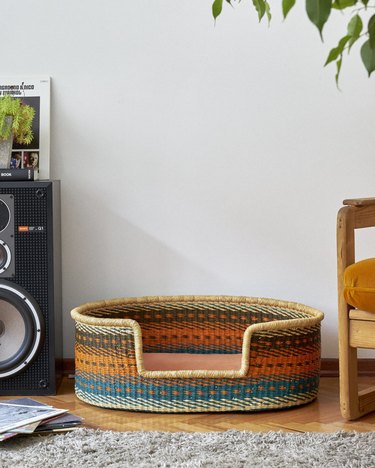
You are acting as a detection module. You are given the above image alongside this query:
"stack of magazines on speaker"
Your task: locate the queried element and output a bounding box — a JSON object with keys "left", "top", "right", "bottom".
{"left": 0, "top": 398, "right": 83, "bottom": 441}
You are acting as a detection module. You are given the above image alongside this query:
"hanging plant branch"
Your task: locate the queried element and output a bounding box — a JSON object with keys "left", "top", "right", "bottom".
{"left": 212, "top": 0, "right": 375, "bottom": 82}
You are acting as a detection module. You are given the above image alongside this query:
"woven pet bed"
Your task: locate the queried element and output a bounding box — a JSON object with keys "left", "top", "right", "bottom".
{"left": 71, "top": 295, "right": 324, "bottom": 413}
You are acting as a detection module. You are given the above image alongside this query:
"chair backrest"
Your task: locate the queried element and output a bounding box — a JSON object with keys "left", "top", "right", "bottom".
{"left": 337, "top": 198, "right": 375, "bottom": 305}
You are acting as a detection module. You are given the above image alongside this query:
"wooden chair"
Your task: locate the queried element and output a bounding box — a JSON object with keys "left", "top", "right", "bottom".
{"left": 337, "top": 197, "right": 375, "bottom": 420}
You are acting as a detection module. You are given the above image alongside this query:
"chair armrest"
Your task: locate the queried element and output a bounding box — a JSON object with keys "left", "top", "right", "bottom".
{"left": 343, "top": 198, "right": 375, "bottom": 207}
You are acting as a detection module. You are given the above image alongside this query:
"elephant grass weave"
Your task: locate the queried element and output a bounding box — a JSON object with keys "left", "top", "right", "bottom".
{"left": 71, "top": 295, "right": 324, "bottom": 413}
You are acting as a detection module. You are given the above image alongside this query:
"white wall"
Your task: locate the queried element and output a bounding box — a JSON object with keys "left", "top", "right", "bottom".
{"left": 3, "top": 0, "right": 375, "bottom": 358}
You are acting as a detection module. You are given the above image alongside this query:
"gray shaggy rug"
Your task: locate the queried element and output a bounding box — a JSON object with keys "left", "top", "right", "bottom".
{"left": 0, "top": 428, "right": 375, "bottom": 467}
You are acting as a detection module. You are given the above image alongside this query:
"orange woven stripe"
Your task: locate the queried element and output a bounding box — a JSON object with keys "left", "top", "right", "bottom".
{"left": 75, "top": 350, "right": 138, "bottom": 376}
{"left": 142, "top": 329, "right": 243, "bottom": 347}
{"left": 248, "top": 349, "right": 321, "bottom": 376}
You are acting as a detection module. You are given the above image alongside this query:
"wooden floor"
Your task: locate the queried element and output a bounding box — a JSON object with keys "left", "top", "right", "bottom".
{"left": 5, "top": 377, "right": 375, "bottom": 433}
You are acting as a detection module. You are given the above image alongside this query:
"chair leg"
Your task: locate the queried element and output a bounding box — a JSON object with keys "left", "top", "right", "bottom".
{"left": 339, "top": 343, "right": 361, "bottom": 420}
{"left": 337, "top": 206, "right": 360, "bottom": 419}
{"left": 338, "top": 318, "right": 375, "bottom": 419}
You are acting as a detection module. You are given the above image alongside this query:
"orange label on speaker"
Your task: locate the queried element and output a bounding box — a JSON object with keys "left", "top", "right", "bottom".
{"left": 18, "top": 226, "right": 29, "bottom": 232}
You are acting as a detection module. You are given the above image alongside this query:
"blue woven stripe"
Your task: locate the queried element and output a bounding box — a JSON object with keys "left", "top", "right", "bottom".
{"left": 75, "top": 374, "right": 319, "bottom": 402}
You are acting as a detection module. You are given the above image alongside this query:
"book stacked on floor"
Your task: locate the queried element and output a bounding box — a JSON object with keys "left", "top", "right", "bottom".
{"left": 0, "top": 398, "right": 83, "bottom": 441}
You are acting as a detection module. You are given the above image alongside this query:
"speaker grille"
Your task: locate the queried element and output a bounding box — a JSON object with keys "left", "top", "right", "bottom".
{"left": 0, "top": 182, "right": 61, "bottom": 394}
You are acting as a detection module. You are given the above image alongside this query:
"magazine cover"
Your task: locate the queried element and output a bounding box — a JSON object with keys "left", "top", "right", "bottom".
{"left": 0, "top": 76, "right": 50, "bottom": 179}
{"left": 0, "top": 398, "right": 82, "bottom": 441}
{"left": 0, "top": 400, "right": 66, "bottom": 435}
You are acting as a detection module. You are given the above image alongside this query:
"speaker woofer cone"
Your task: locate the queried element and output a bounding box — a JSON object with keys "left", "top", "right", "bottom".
{"left": 0, "top": 281, "right": 44, "bottom": 379}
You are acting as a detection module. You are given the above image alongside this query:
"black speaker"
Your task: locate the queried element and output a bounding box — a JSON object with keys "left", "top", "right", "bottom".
{"left": 0, "top": 180, "right": 61, "bottom": 395}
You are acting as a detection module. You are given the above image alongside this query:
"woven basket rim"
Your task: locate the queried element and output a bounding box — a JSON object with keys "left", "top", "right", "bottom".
{"left": 71, "top": 294, "right": 324, "bottom": 325}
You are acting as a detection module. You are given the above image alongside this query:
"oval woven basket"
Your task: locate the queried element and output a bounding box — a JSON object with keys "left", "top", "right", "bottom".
{"left": 71, "top": 295, "right": 324, "bottom": 413}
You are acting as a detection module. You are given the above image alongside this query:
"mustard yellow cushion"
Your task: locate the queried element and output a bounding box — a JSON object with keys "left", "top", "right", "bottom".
{"left": 344, "top": 258, "right": 375, "bottom": 312}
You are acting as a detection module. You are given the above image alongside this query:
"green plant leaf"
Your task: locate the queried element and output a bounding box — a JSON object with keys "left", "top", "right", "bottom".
{"left": 332, "top": 0, "right": 357, "bottom": 9}
{"left": 324, "top": 35, "right": 350, "bottom": 65}
{"left": 325, "top": 48, "right": 339, "bottom": 66}
{"left": 306, "top": 0, "right": 332, "bottom": 38}
{"left": 347, "top": 14, "right": 363, "bottom": 51}
{"left": 361, "top": 39, "right": 375, "bottom": 76}
{"left": 368, "top": 14, "right": 375, "bottom": 49}
{"left": 212, "top": 0, "right": 223, "bottom": 19}
{"left": 362, "top": 0, "right": 369, "bottom": 6}
{"left": 265, "top": 0, "right": 272, "bottom": 23}
{"left": 252, "top": 0, "right": 266, "bottom": 21}
{"left": 282, "top": 0, "right": 296, "bottom": 19}
{"left": 335, "top": 57, "right": 343, "bottom": 87}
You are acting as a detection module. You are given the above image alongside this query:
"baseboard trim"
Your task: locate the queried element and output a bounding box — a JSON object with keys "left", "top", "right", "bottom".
{"left": 62, "top": 358, "right": 375, "bottom": 378}
{"left": 320, "top": 358, "right": 375, "bottom": 377}
{"left": 63, "top": 358, "right": 75, "bottom": 376}
{"left": 320, "top": 358, "right": 339, "bottom": 377}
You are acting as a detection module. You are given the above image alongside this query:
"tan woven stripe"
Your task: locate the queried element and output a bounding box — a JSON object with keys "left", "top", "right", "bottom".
{"left": 75, "top": 388, "right": 318, "bottom": 413}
